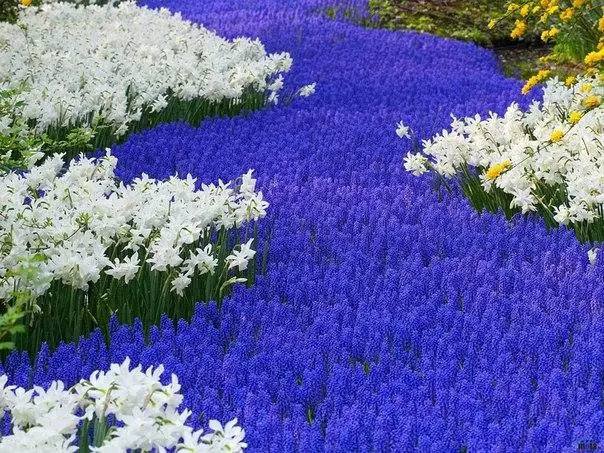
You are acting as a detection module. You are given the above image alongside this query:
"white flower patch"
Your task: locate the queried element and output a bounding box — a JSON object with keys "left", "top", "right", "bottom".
{"left": 404, "top": 75, "right": 604, "bottom": 223}
{"left": 0, "top": 1, "right": 292, "bottom": 133}
{"left": 0, "top": 359, "right": 247, "bottom": 452}
{"left": 0, "top": 152, "right": 268, "bottom": 300}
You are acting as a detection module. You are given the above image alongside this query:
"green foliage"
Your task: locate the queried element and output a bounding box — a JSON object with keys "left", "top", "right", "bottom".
{"left": 0, "top": 0, "right": 19, "bottom": 23}
{"left": 365, "top": 0, "right": 560, "bottom": 79}
{"left": 0, "top": 88, "right": 95, "bottom": 173}
{"left": 367, "top": 0, "right": 521, "bottom": 46}
{"left": 0, "top": 300, "right": 28, "bottom": 352}
{"left": 0, "top": 261, "right": 37, "bottom": 354}
{"left": 551, "top": 3, "right": 601, "bottom": 64}
{"left": 496, "top": 0, "right": 602, "bottom": 76}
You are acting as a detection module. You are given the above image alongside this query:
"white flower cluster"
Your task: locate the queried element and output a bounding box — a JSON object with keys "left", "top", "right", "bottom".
{"left": 404, "top": 75, "right": 604, "bottom": 222}
{"left": 0, "top": 358, "right": 246, "bottom": 452}
{"left": 0, "top": 1, "right": 292, "bottom": 134}
{"left": 0, "top": 152, "right": 268, "bottom": 299}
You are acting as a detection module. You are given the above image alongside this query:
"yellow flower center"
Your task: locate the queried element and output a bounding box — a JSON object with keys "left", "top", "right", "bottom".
{"left": 549, "top": 129, "right": 565, "bottom": 143}
{"left": 568, "top": 111, "right": 583, "bottom": 125}
{"left": 485, "top": 160, "right": 512, "bottom": 181}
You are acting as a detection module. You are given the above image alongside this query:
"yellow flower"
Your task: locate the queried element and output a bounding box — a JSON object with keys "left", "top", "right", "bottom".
{"left": 579, "top": 83, "right": 593, "bottom": 93}
{"left": 584, "top": 95, "right": 601, "bottom": 109}
{"left": 540, "top": 28, "right": 559, "bottom": 42}
{"left": 584, "top": 48, "right": 604, "bottom": 66}
{"left": 488, "top": 19, "right": 497, "bottom": 29}
{"left": 507, "top": 3, "right": 520, "bottom": 13}
{"left": 532, "top": 5, "right": 541, "bottom": 13}
{"left": 572, "top": 0, "right": 586, "bottom": 6}
{"left": 520, "top": 4, "right": 530, "bottom": 16}
{"left": 599, "top": 16, "right": 604, "bottom": 32}
{"left": 485, "top": 160, "right": 512, "bottom": 181}
{"left": 568, "top": 111, "right": 583, "bottom": 125}
{"left": 522, "top": 79, "right": 537, "bottom": 94}
{"left": 20, "top": 0, "right": 32, "bottom": 6}
{"left": 565, "top": 75, "right": 576, "bottom": 86}
{"left": 549, "top": 129, "right": 565, "bottom": 143}
{"left": 511, "top": 20, "right": 528, "bottom": 39}
{"left": 521, "top": 70, "right": 550, "bottom": 94}
{"left": 559, "top": 8, "right": 574, "bottom": 20}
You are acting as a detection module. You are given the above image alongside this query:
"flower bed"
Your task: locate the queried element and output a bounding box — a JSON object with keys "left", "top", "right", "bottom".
{"left": 404, "top": 74, "right": 604, "bottom": 242}
{"left": 0, "top": 0, "right": 602, "bottom": 451}
{"left": 0, "top": 152, "right": 267, "bottom": 355}
{"left": 0, "top": 1, "right": 291, "bottom": 157}
{"left": 0, "top": 358, "right": 245, "bottom": 451}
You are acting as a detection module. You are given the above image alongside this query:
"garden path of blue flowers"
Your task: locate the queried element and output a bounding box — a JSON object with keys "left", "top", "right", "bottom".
{"left": 4, "top": 1, "right": 604, "bottom": 451}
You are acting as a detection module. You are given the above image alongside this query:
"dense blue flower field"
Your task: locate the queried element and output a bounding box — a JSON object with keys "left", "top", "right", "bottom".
{"left": 3, "top": 0, "right": 603, "bottom": 450}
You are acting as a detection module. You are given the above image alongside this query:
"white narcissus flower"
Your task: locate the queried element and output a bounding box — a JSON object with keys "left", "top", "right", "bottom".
{"left": 105, "top": 254, "right": 140, "bottom": 283}
{"left": 0, "top": 152, "right": 267, "bottom": 300}
{"left": 0, "top": 359, "right": 247, "bottom": 452}
{"left": 395, "top": 120, "right": 411, "bottom": 139}
{"left": 403, "top": 152, "right": 428, "bottom": 176}
{"left": 298, "top": 82, "right": 316, "bottom": 97}
{"left": 0, "top": 1, "right": 292, "bottom": 135}
{"left": 171, "top": 274, "right": 192, "bottom": 296}
{"left": 226, "top": 239, "right": 256, "bottom": 272}
{"left": 403, "top": 74, "right": 604, "bottom": 229}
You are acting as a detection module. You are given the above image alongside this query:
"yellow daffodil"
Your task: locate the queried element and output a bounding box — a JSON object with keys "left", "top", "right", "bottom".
{"left": 584, "top": 96, "right": 601, "bottom": 109}
{"left": 522, "top": 70, "right": 551, "bottom": 95}
{"left": 579, "top": 83, "right": 593, "bottom": 93}
{"left": 559, "top": 8, "right": 574, "bottom": 20}
{"left": 584, "top": 48, "right": 604, "bottom": 66}
{"left": 585, "top": 67, "right": 598, "bottom": 76}
{"left": 511, "top": 20, "right": 528, "bottom": 39}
